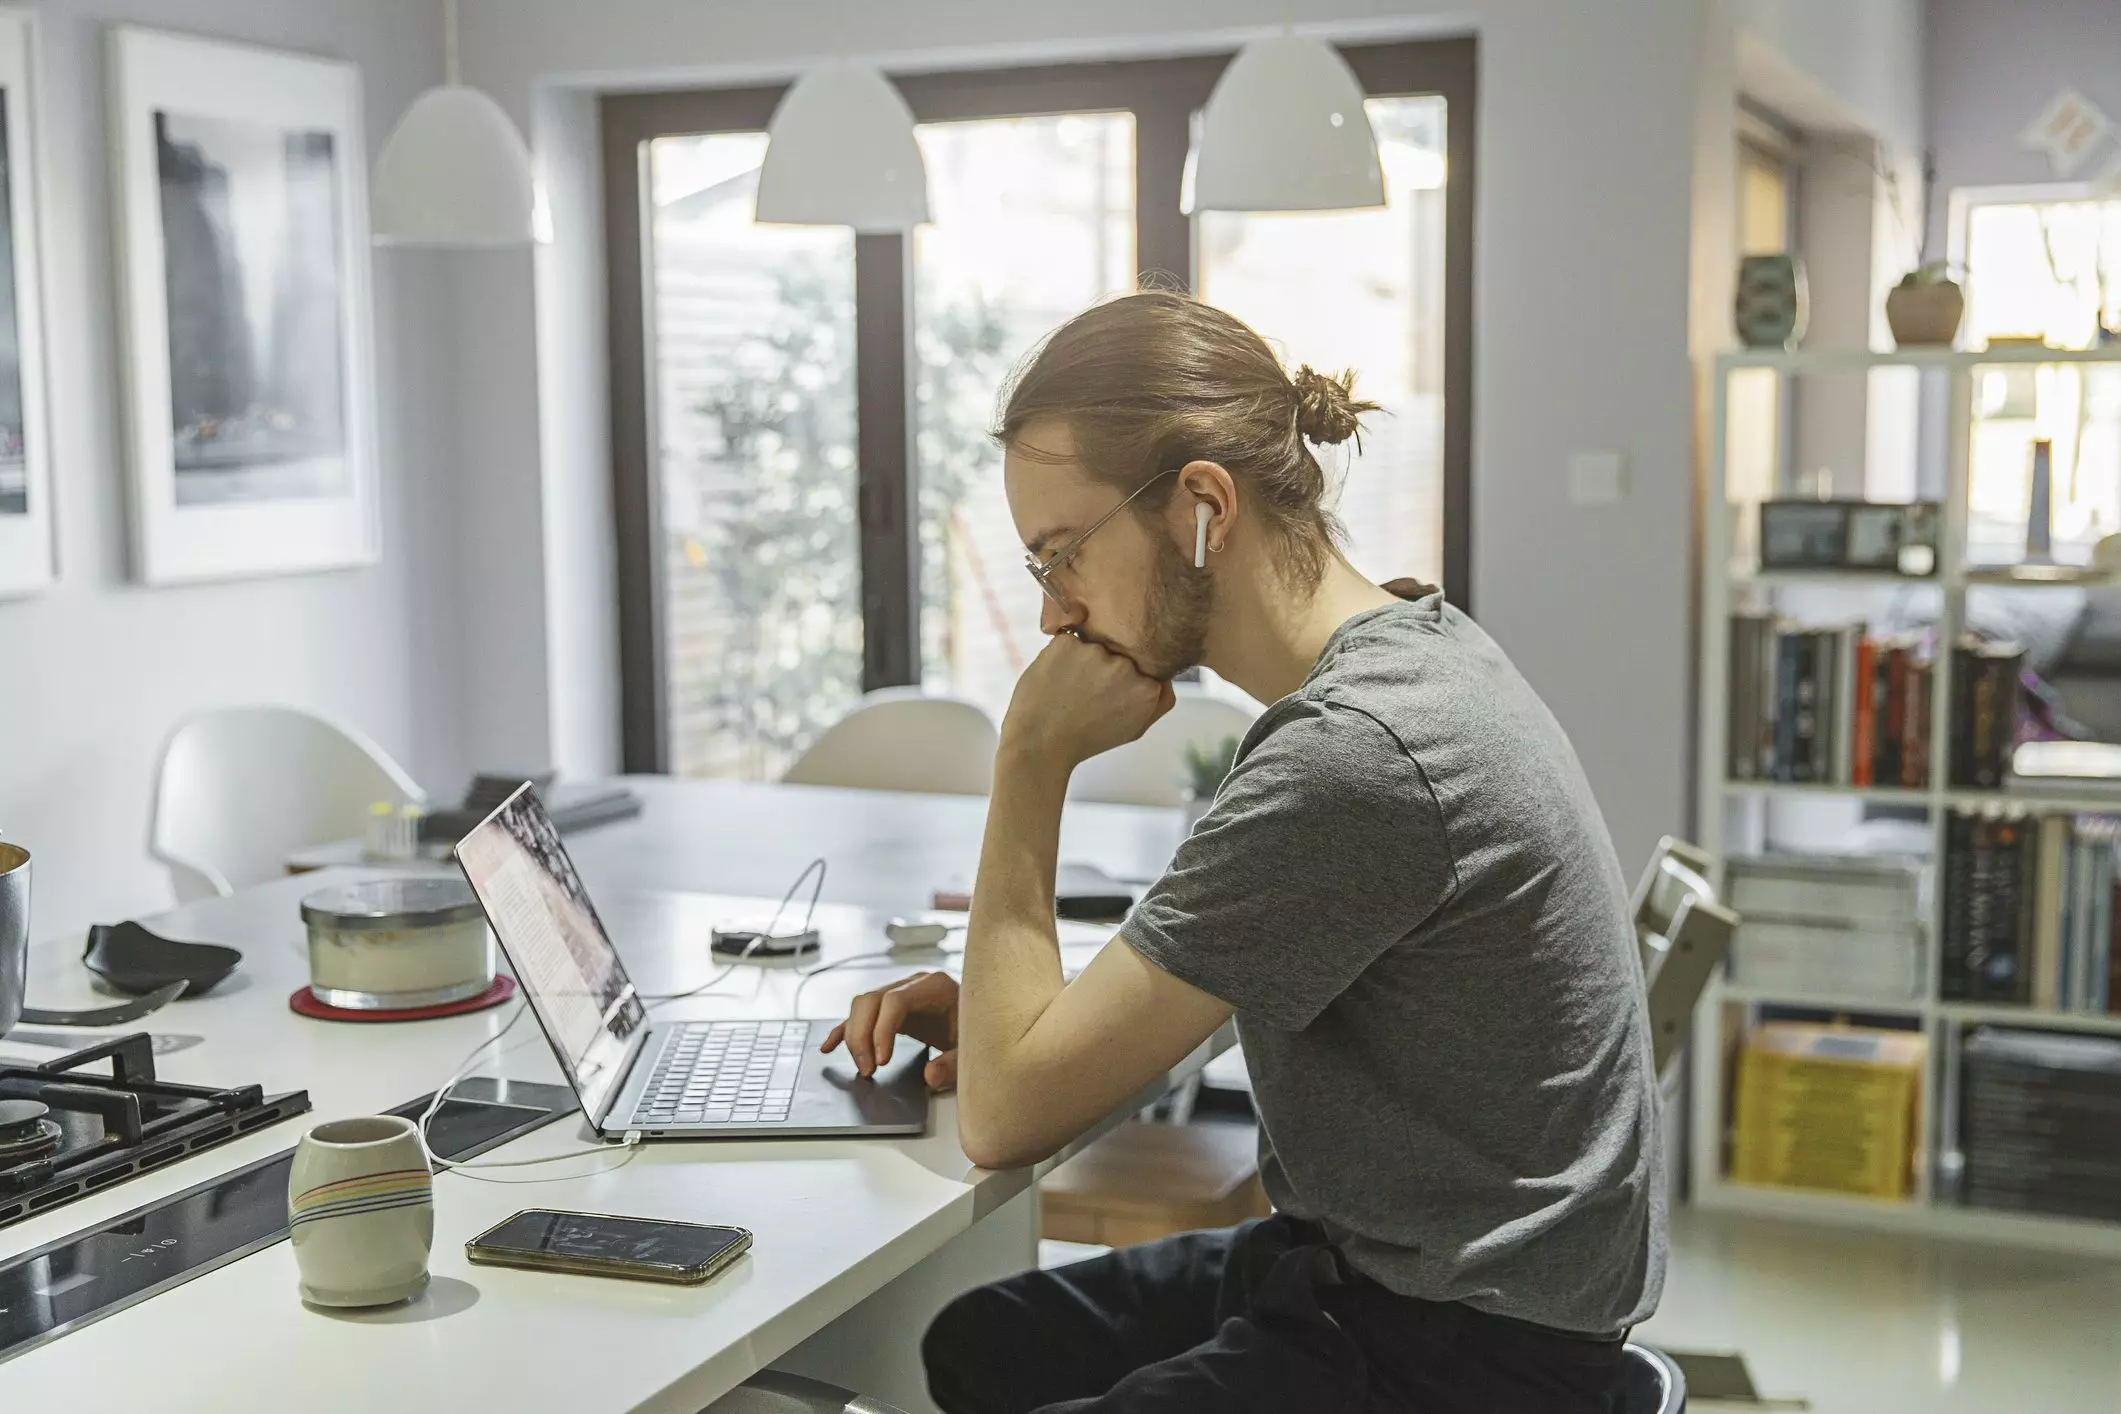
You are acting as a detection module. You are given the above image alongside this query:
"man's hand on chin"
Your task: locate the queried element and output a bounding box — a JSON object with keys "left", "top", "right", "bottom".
{"left": 1001, "top": 632, "right": 1177, "bottom": 772}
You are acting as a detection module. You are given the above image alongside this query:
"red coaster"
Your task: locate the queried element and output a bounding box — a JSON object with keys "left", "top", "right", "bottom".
{"left": 289, "top": 975, "right": 517, "bottom": 1023}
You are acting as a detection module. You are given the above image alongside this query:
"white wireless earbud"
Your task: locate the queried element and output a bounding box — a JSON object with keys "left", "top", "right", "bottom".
{"left": 1194, "top": 502, "right": 1212, "bottom": 569}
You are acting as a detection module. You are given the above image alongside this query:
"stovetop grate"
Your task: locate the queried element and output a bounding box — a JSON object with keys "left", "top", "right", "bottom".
{"left": 0, "top": 1033, "right": 308, "bottom": 1231}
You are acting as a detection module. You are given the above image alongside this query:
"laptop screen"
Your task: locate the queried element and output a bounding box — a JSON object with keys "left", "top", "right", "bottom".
{"left": 456, "top": 784, "right": 646, "bottom": 1124}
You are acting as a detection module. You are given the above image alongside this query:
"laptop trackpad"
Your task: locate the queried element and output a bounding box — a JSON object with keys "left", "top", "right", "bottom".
{"left": 804, "top": 1043, "right": 932, "bottom": 1128}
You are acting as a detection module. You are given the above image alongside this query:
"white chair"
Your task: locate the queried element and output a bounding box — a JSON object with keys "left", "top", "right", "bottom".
{"left": 781, "top": 688, "right": 998, "bottom": 797}
{"left": 1068, "top": 686, "right": 1258, "bottom": 809}
{"left": 149, "top": 705, "right": 426, "bottom": 901}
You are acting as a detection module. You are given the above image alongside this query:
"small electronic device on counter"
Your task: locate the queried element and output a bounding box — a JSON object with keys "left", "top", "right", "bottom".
{"left": 709, "top": 924, "right": 821, "bottom": 959}
{"left": 931, "top": 863, "right": 1143, "bottom": 924}
{"left": 466, "top": 1209, "right": 752, "bottom": 1285}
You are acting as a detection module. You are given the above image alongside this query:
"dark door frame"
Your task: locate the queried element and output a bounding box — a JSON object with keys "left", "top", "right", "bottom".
{"left": 603, "top": 38, "right": 1476, "bottom": 773}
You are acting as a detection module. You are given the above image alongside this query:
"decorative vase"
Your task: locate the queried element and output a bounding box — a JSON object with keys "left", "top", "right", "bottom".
{"left": 1885, "top": 280, "right": 1965, "bottom": 347}
{"left": 1734, "top": 254, "right": 1807, "bottom": 350}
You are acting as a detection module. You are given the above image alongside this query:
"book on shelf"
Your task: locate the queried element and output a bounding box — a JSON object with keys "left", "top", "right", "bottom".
{"left": 2010, "top": 740, "right": 2121, "bottom": 799}
{"left": 1725, "top": 617, "right": 1931, "bottom": 788}
{"left": 1942, "top": 807, "right": 2121, "bottom": 1014}
{"left": 1961, "top": 1027, "right": 2121, "bottom": 1225}
{"left": 1732, "top": 1022, "right": 1923, "bottom": 1201}
{"left": 1950, "top": 638, "right": 2027, "bottom": 789}
{"left": 1726, "top": 856, "right": 1925, "bottom": 1001}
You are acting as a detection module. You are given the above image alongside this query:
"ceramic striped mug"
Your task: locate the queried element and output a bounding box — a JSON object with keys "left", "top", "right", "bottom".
{"left": 288, "top": 1114, "right": 433, "bottom": 1307}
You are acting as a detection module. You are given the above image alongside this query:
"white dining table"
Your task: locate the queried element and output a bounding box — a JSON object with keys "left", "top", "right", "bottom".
{"left": 0, "top": 777, "right": 1206, "bottom": 1413}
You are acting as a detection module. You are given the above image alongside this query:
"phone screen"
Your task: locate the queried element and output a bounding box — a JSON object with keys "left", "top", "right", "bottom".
{"left": 472, "top": 1210, "right": 749, "bottom": 1275}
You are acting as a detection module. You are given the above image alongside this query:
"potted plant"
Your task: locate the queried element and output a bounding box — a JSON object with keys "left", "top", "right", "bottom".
{"left": 1886, "top": 260, "right": 1966, "bottom": 347}
{"left": 1879, "top": 148, "right": 1964, "bottom": 347}
{"left": 1181, "top": 736, "right": 1241, "bottom": 831}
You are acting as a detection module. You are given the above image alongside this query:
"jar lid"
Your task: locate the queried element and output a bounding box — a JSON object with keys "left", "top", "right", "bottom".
{"left": 300, "top": 877, "right": 486, "bottom": 932}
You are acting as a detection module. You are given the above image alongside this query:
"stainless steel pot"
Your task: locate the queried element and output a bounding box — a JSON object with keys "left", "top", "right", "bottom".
{"left": 0, "top": 843, "right": 28, "bottom": 1037}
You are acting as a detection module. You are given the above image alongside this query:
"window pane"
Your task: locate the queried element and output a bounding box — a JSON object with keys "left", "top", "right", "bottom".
{"left": 1962, "top": 198, "right": 2121, "bottom": 565}
{"left": 647, "top": 133, "right": 861, "bottom": 779}
{"left": 914, "top": 112, "right": 1136, "bottom": 723}
{"left": 1196, "top": 96, "right": 1447, "bottom": 589}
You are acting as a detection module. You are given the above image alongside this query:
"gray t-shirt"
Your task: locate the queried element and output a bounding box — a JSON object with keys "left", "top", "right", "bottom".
{"left": 1123, "top": 594, "right": 1665, "bottom": 1337}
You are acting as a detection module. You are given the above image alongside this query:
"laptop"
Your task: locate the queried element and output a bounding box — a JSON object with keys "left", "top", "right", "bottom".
{"left": 455, "top": 783, "right": 930, "bottom": 1141}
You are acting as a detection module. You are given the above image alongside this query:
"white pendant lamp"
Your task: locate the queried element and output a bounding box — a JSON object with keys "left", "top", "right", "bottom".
{"left": 372, "top": 0, "right": 537, "bottom": 247}
{"left": 755, "top": 61, "right": 930, "bottom": 231}
{"left": 1184, "top": 33, "right": 1384, "bottom": 214}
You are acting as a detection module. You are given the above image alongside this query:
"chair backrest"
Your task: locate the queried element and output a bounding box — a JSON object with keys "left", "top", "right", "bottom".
{"left": 1629, "top": 835, "right": 1739, "bottom": 1080}
{"left": 150, "top": 706, "right": 426, "bottom": 901}
{"left": 1068, "top": 688, "right": 1259, "bottom": 808}
{"left": 1631, "top": 835, "right": 1718, "bottom": 964}
{"left": 1646, "top": 893, "right": 1738, "bottom": 1078}
{"left": 781, "top": 690, "right": 999, "bottom": 797}
{"left": 1618, "top": 1342, "right": 1688, "bottom": 1414}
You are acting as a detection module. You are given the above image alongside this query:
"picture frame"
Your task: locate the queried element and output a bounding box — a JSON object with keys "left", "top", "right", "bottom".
{"left": 0, "top": 9, "right": 55, "bottom": 599}
{"left": 108, "top": 26, "right": 378, "bottom": 585}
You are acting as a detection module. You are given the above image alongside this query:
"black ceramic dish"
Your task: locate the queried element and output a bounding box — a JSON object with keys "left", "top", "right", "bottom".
{"left": 81, "top": 922, "right": 241, "bottom": 997}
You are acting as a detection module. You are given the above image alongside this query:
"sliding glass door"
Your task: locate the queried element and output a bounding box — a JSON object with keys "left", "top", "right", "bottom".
{"left": 914, "top": 113, "right": 1137, "bottom": 724}
{"left": 606, "top": 41, "right": 1476, "bottom": 777}
{"left": 644, "top": 132, "right": 860, "bottom": 779}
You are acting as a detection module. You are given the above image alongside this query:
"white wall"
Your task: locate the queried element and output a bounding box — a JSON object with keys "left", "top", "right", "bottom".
{"left": 445, "top": 0, "right": 1924, "bottom": 874}
{"left": 1733, "top": 0, "right": 1924, "bottom": 154}
{"left": 0, "top": 0, "right": 460, "bottom": 938}
{"left": 1926, "top": 0, "right": 2121, "bottom": 252}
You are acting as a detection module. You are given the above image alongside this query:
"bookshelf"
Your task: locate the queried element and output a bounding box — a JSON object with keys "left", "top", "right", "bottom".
{"left": 1694, "top": 344, "right": 2121, "bottom": 1255}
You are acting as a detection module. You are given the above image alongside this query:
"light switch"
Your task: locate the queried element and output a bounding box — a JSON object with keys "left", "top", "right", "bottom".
{"left": 1568, "top": 450, "right": 1628, "bottom": 506}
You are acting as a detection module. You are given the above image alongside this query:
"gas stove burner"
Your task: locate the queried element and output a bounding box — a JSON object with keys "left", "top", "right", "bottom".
{"left": 0, "top": 1032, "right": 309, "bottom": 1230}
{"left": 0, "top": 1097, "right": 61, "bottom": 1162}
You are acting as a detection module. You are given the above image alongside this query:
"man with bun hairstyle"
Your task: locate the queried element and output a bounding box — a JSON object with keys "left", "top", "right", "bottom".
{"left": 825, "top": 291, "right": 1662, "bottom": 1413}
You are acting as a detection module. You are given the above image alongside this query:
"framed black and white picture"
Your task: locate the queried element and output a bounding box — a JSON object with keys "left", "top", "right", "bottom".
{"left": 0, "top": 10, "right": 54, "bottom": 599}
{"left": 109, "top": 27, "right": 377, "bottom": 584}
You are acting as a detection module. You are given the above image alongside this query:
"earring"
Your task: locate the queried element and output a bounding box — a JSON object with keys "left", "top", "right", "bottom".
{"left": 1194, "top": 502, "right": 1212, "bottom": 569}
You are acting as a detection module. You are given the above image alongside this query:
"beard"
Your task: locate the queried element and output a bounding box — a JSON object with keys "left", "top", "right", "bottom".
{"left": 1126, "top": 535, "right": 1215, "bottom": 682}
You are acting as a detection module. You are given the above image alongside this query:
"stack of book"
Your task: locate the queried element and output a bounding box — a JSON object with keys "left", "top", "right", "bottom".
{"left": 1949, "top": 638, "right": 2027, "bottom": 789}
{"left": 1727, "top": 855, "right": 1926, "bottom": 1000}
{"left": 1961, "top": 1027, "right": 2121, "bottom": 1223}
{"left": 1940, "top": 810, "right": 2121, "bottom": 1012}
{"left": 1726, "top": 616, "right": 1933, "bottom": 787}
{"left": 1732, "top": 1022, "right": 1924, "bottom": 1200}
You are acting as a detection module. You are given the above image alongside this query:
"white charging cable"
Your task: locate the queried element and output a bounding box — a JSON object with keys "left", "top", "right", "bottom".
{"left": 786, "top": 918, "right": 965, "bottom": 1015}
{"left": 415, "top": 1000, "right": 644, "bottom": 1177}
{"left": 641, "top": 857, "right": 828, "bottom": 1008}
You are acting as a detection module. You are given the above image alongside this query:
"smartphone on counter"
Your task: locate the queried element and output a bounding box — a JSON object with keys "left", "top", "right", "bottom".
{"left": 466, "top": 1208, "right": 753, "bottom": 1285}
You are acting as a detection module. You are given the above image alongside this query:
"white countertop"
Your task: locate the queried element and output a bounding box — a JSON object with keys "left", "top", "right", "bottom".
{"left": 0, "top": 780, "right": 1204, "bottom": 1411}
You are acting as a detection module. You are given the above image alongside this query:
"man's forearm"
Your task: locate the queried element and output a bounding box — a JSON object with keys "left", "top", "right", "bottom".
{"left": 957, "top": 739, "right": 1072, "bottom": 1156}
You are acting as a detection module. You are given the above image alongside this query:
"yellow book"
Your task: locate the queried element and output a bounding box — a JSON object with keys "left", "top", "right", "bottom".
{"left": 1731, "top": 1022, "right": 1925, "bottom": 1200}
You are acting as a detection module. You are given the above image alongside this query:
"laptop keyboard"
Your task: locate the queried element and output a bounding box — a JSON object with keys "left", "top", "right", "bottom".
{"left": 630, "top": 1021, "right": 806, "bottom": 1128}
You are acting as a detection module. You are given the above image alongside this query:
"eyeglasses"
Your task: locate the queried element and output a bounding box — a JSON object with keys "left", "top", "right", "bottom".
{"left": 1023, "top": 468, "right": 1181, "bottom": 610}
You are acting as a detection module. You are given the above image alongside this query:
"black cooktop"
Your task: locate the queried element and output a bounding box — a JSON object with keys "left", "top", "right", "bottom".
{"left": 0, "top": 1075, "right": 575, "bottom": 1364}
{"left": 0, "top": 1032, "right": 309, "bottom": 1231}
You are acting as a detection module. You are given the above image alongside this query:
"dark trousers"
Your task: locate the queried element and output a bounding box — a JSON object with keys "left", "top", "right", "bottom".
{"left": 923, "top": 1215, "right": 1627, "bottom": 1414}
